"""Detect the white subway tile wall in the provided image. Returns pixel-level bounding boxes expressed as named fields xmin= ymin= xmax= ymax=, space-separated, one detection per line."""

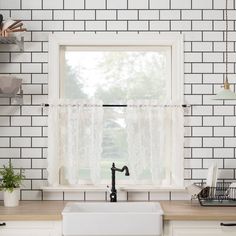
xmin=0 ymin=0 xmax=235 ymax=201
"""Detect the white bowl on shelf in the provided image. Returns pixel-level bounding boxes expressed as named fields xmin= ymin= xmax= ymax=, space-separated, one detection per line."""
xmin=0 ymin=76 xmax=22 ymax=96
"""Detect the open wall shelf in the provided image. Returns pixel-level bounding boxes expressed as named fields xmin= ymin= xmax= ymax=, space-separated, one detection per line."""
xmin=0 ymin=36 xmax=24 ymax=51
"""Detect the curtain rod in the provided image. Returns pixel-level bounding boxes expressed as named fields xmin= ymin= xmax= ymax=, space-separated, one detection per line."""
xmin=41 ymin=103 xmax=189 ymax=108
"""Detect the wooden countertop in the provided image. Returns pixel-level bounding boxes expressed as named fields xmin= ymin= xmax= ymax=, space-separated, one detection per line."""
xmin=161 ymin=201 xmax=236 ymax=221
xmin=0 ymin=201 xmax=236 ymax=221
xmin=0 ymin=201 xmax=66 ymax=221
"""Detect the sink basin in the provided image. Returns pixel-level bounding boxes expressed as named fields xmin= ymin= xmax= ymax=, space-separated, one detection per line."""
xmin=62 ymin=202 xmax=163 ymax=236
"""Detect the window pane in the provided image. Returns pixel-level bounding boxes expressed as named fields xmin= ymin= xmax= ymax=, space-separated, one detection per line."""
xmin=60 ymin=47 xmax=173 ymax=184
xmin=62 ymin=48 xmax=171 ymax=103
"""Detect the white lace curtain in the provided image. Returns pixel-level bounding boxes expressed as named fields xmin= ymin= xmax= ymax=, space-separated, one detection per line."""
xmin=47 ymin=100 xmax=103 ymax=186
xmin=126 ymin=100 xmax=184 ymax=186
xmin=47 ymin=99 xmax=183 ymax=187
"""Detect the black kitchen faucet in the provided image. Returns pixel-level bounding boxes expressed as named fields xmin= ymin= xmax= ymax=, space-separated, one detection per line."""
xmin=109 ymin=162 xmax=130 ymax=202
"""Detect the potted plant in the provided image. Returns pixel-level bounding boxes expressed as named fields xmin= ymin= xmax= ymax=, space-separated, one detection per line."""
xmin=0 ymin=163 xmax=25 ymax=207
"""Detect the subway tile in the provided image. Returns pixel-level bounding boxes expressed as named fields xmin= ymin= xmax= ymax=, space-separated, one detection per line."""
xmin=32 ymin=180 xmax=47 ymax=189
xmin=11 ymin=53 xmax=31 ymax=63
xmin=184 ymin=137 xmax=202 ymax=147
xmin=0 ymin=63 xmax=20 ymax=73
xmin=171 ymin=21 xmax=191 ymax=31
xmin=11 ymin=159 xmax=31 ymax=168
xmin=192 ymin=0 xmax=212 ymax=9
xmin=214 ymin=106 xmax=234 ymax=116
xmin=0 ymin=138 xmax=10 ymax=147
xmin=107 ymin=21 xmax=127 ymax=30
xmin=203 ymin=116 xmax=223 ymax=126
xmin=24 ymin=21 xmax=42 ymax=31
xmin=107 ymin=0 xmax=127 ymax=9
xmin=0 ymin=53 xmax=10 ymax=62
xmin=160 ymin=10 xmax=180 ymax=20
xmin=25 ymin=169 xmax=42 ymax=179
xmin=182 ymin=10 xmax=202 ymax=20
xmin=96 ymin=10 xmax=116 ymax=20
xmin=0 ymin=117 xmax=10 ymax=126
xmin=185 ymin=159 xmax=202 ymax=168
xmin=192 ymin=127 xmax=212 ymax=136
xmin=203 ymin=137 xmax=223 ymax=147
xmin=218 ymin=170 xmax=234 ymax=179
xmin=192 ymin=148 xmax=213 ymax=158
xmin=214 ymin=127 xmax=234 ymax=137
xmin=214 ymin=148 xmax=234 ymax=158
xmin=22 ymin=0 xmax=42 ymax=9
xmin=0 ymin=127 xmax=20 ymax=136
xmin=32 ymin=137 xmax=48 ymax=147
xmin=128 ymin=192 xmax=149 ymax=201
xmin=43 ymin=192 xmax=63 ymax=200
xmin=22 ymin=127 xmax=42 ymax=137
xmin=150 ymin=0 xmax=169 ymax=9
xmin=64 ymin=21 xmax=84 ymax=31
xmin=203 ymin=10 xmax=223 ymax=20
xmin=32 ymin=10 xmax=52 ymax=20
xmin=32 ymin=53 xmax=48 ymax=63
xmin=86 ymin=21 xmax=106 ymax=31
xmin=0 ymin=0 xmax=20 ymax=9
xmin=43 ymin=0 xmax=63 ymax=9
xmin=150 ymin=21 xmax=170 ymax=30
xmin=22 ymin=84 xmax=42 ymax=94
xmin=203 ymin=159 xmax=223 ymax=168
xmin=192 ymin=21 xmax=212 ymax=31
xmin=75 ymin=10 xmax=95 ymax=20
xmin=22 ymin=148 xmax=42 ymax=158
xmin=128 ymin=21 xmax=148 ymax=31
xmin=22 ymin=191 xmax=42 ymax=200
xmin=85 ymin=192 xmax=106 ymax=201
xmin=21 ymin=106 xmax=42 ymax=116
xmin=11 ymin=10 xmax=32 ymax=20
xmin=128 ymin=0 xmax=148 ymax=9
xmin=43 ymin=21 xmax=63 ymax=31
xmin=11 ymin=138 xmax=31 ymax=147
xmin=22 ymin=63 xmax=42 ymax=73
xmin=64 ymin=192 xmax=85 ymax=201
xmin=0 ymin=148 xmax=20 ymax=158
xmin=86 ymin=0 xmax=105 ymax=9
xmin=118 ymin=10 xmax=137 ymax=20
xmin=32 ymin=159 xmax=47 ymax=168
xmin=192 ymin=63 xmax=213 ymax=73
xmin=54 ymin=10 xmax=74 ymax=20
xmin=150 ymin=192 xmax=170 ymax=201
xmin=171 ymin=0 xmax=191 ymax=9
xmin=64 ymin=0 xmax=84 ymax=9
xmin=139 ymin=10 xmax=159 ymax=20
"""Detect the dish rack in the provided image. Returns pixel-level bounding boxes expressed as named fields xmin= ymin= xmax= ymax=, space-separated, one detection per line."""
xmin=196 ymin=182 xmax=236 ymax=207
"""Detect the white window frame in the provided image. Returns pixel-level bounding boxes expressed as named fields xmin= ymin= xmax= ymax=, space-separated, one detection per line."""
xmin=48 ymin=33 xmax=184 ymax=190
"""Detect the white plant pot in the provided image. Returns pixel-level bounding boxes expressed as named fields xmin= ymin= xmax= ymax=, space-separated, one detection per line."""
xmin=3 ymin=188 xmax=20 ymax=207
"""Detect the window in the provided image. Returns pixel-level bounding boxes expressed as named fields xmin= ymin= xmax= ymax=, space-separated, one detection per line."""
xmin=48 ymin=34 xmax=184 ymax=188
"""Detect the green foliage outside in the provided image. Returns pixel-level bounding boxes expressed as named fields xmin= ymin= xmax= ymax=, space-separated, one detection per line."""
xmin=0 ymin=163 xmax=25 ymax=192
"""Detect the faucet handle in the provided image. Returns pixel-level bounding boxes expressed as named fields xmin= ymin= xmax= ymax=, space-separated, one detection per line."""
xmin=106 ymin=185 xmax=111 ymax=193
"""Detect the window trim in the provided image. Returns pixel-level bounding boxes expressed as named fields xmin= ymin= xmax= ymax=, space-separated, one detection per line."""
xmin=48 ymin=33 xmax=184 ymax=189
xmin=49 ymin=33 xmax=184 ymax=103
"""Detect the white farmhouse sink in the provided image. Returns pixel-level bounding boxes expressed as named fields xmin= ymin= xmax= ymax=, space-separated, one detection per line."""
xmin=62 ymin=202 xmax=163 ymax=236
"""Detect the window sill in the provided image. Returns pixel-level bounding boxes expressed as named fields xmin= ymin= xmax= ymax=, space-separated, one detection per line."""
xmin=41 ymin=185 xmax=186 ymax=192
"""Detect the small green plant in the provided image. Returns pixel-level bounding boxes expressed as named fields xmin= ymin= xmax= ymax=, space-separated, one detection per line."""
xmin=0 ymin=163 xmax=25 ymax=192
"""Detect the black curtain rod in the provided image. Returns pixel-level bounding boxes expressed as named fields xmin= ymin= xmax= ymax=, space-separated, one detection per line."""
xmin=42 ymin=103 xmax=188 ymax=108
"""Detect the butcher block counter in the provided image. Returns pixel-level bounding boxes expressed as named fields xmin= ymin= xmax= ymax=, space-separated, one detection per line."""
xmin=0 ymin=201 xmax=236 ymax=221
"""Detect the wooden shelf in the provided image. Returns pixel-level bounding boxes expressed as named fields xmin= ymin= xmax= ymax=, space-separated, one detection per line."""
xmin=0 ymin=36 xmax=24 ymax=51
